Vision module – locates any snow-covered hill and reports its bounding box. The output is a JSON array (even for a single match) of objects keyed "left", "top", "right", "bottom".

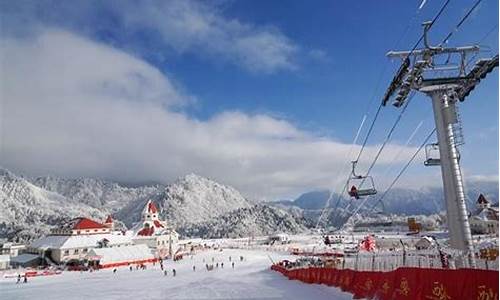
[
  {"left": 0, "top": 169, "right": 105, "bottom": 241},
  {"left": 32, "top": 176, "right": 159, "bottom": 212},
  {"left": 178, "top": 204, "right": 309, "bottom": 238},
  {"left": 116, "top": 174, "right": 253, "bottom": 228}
]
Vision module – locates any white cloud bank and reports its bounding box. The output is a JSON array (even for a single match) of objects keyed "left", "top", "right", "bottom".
[{"left": 0, "top": 29, "right": 417, "bottom": 200}]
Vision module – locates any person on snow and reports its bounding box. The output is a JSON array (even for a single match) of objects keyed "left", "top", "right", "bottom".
[
  {"left": 129, "top": 266, "right": 133, "bottom": 272},
  {"left": 23, "top": 275, "right": 28, "bottom": 283},
  {"left": 229, "top": 256, "right": 231, "bottom": 262},
  {"left": 16, "top": 274, "right": 21, "bottom": 284},
  {"left": 164, "top": 270, "right": 168, "bottom": 276},
  {"left": 192, "top": 265, "right": 196, "bottom": 272},
  {"left": 172, "top": 269, "right": 176, "bottom": 277},
  {"left": 113, "top": 268, "right": 117, "bottom": 274},
  {"left": 221, "top": 262, "right": 224, "bottom": 268},
  {"left": 216, "top": 262, "right": 218, "bottom": 268},
  {"left": 232, "top": 262, "right": 235, "bottom": 269}
]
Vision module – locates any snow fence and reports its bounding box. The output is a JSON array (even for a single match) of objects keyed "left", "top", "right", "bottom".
[{"left": 271, "top": 263, "right": 498, "bottom": 300}]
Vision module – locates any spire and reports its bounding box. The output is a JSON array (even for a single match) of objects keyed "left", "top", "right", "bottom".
[{"left": 105, "top": 215, "right": 113, "bottom": 224}]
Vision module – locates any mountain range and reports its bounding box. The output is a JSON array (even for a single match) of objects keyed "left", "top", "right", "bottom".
[{"left": 1, "top": 167, "right": 497, "bottom": 242}]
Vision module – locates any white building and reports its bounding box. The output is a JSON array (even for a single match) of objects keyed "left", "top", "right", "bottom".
[
  {"left": 469, "top": 194, "right": 499, "bottom": 235},
  {"left": 0, "top": 242, "right": 26, "bottom": 257},
  {"left": 132, "top": 200, "right": 179, "bottom": 258},
  {"left": 0, "top": 254, "right": 10, "bottom": 270},
  {"left": 29, "top": 216, "right": 133, "bottom": 264}
]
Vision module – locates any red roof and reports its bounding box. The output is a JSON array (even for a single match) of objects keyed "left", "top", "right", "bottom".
[
  {"left": 148, "top": 202, "right": 158, "bottom": 214},
  {"left": 137, "top": 226, "right": 155, "bottom": 236},
  {"left": 71, "top": 218, "right": 107, "bottom": 230},
  {"left": 104, "top": 215, "right": 113, "bottom": 224},
  {"left": 153, "top": 220, "right": 164, "bottom": 228}
]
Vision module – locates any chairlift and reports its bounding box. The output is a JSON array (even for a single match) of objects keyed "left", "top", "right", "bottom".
[
  {"left": 347, "top": 161, "right": 378, "bottom": 199},
  {"left": 424, "top": 143, "right": 440, "bottom": 166}
]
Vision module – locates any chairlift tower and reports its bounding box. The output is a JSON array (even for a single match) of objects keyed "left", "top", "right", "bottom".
[{"left": 382, "top": 22, "right": 498, "bottom": 267}]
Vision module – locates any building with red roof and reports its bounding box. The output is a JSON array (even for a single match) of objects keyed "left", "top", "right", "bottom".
[
  {"left": 50, "top": 217, "right": 112, "bottom": 236},
  {"left": 133, "top": 200, "right": 179, "bottom": 258}
]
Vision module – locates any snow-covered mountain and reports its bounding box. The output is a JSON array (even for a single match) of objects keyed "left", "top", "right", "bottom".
[
  {"left": 32, "top": 176, "right": 159, "bottom": 212},
  {"left": 116, "top": 174, "right": 253, "bottom": 228},
  {"left": 2, "top": 169, "right": 288, "bottom": 241},
  {"left": 0, "top": 169, "right": 106, "bottom": 241},
  {"left": 178, "top": 204, "right": 309, "bottom": 238}
]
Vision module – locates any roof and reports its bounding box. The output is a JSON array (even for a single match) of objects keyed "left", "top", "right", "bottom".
[
  {"left": 471, "top": 208, "right": 499, "bottom": 221},
  {"left": 87, "top": 244, "right": 153, "bottom": 264},
  {"left": 477, "top": 194, "right": 489, "bottom": 204},
  {"left": 10, "top": 253, "right": 39, "bottom": 264},
  {"left": 137, "top": 226, "right": 155, "bottom": 236},
  {"left": 104, "top": 215, "right": 113, "bottom": 224},
  {"left": 61, "top": 218, "right": 107, "bottom": 230},
  {"left": 142, "top": 200, "right": 158, "bottom": 215},
  {"left": 30, "top": 233, "right": 132, "bottom": 250}
]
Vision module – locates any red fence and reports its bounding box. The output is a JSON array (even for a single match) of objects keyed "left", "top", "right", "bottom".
[{"left": 271, "top": 264, "right": 499, "bottom": 300}]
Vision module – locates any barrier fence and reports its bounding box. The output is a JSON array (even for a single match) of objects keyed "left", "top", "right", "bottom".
[{"left": 271, "top": 263, "right": 499, "bottom": 300}]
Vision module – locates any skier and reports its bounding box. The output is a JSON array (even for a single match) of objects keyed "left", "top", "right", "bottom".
[
  {"left": 23, "top": 275, "right": 28, "bottom": 283},
  {"left": 229, "top": 256, "right": 231, "bottom": 262},
  {"left": 129, "top": 266, "right": 133, "bottom": 272},
  {"left": 221, "top": 262, "right": 224, "bottom": 268},
  {"left": 232, "top": 262, "right": 235, "bottom": 269},
  {"left": 240, "top": 256, "right": 244, "bottom": 262},
  {"left": 172, "top": 269, "right": 176, "bottom": 277},
  {"left": 164, "top": 270, "right": 168, "bottom": 276},
  {"left": 16, "top": 274, "right": 21, "bottom": 284},
  {"left": 192, "top": 265, "right": 196, "bottom": 272},
  {"left": 113, "top": 268, "right": 117, "bottom": 274},
  {"left": 216, "top": 262, "right": 218, "bottom": 268}
]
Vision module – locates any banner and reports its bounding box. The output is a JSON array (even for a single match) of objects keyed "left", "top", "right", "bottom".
[{"left": 271, "top": 264, "right": 499, "bottom": 300}]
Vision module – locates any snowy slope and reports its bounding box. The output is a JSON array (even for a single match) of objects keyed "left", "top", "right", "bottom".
[
  {"left": 0, "top": 248, "right": 353, "bottom": 300},
  {"left": 178, "top": 204, "right": 309, "bottom": 238},
  {"left": 0, "top": 169, "right": 105, "bottom": 242}
]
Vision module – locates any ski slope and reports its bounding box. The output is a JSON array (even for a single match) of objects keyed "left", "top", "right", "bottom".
[{"left": 0, "top": 248, "right": 354, "bottom": 300}]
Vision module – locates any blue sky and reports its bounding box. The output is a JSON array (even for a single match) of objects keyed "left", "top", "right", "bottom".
[{"left": 1, "top": 0, "right": 498, "bottom": 200}]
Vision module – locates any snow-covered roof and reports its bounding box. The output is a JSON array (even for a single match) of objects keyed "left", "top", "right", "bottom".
[
  {"left": 87, "top": 244, "right": 153, "bottom": 264},
  {"left": 30, "top": 233, "right": 132, "bottom": 250},
  {"left": 471, "top": 208, "right": 498, "bottom": 221}
]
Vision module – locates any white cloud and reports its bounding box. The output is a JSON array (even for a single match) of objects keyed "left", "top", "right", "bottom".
[
  {"left": 0, "top": 29, "right": 418, "bottom": 200},
  {"left": 115, "top": 0, "right": 298, "bottom": 73}
]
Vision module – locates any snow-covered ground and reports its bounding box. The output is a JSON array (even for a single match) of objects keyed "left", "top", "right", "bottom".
[{"left": 0, "top": 248, "right": 354, "bottom": 300}]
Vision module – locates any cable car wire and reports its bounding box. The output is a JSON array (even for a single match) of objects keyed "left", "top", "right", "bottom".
[
  {"left": 440, "top": 0, "right": 484, "bottom": 46},
  {"left": 366, "top": 127, "right": 437, "bottom": 215}
]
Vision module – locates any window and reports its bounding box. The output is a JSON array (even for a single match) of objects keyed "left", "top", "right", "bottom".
[
  {"left": 83, "top": 248, "right": 88, "bottom": 253},
  {"left": 77, "top": 231, "right": 81, "bottom": 235},
  {"left": 94, "top": 229, "right": 98, "bottom": 232},
  {"left": 86, "top": 230, "right": 90, "bottom": 233},
  {"left": 74, "top": 249, "right": 79, "bottom": 254},
  {"left": 64, "top": 250, "right": 69, "bottom": 256}
]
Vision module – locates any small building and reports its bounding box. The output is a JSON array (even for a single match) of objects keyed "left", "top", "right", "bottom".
[
  {"left": 268, "top": 233, "right": 290, "bottom": 244},
  {"left": 415, "top": 236, "right": 435, "bottom": 250},
  {"left": 132, "top": 200, "right": 179, "bottom": 258},
  {"left": 0, "top": 242, "right": 26, "bottom": 257},
  {"left": 469, "top": 194, "right": 499, "bottom": 235},
  {"left": 0, "top": 254, "right": 10, "bottom": 270}
]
